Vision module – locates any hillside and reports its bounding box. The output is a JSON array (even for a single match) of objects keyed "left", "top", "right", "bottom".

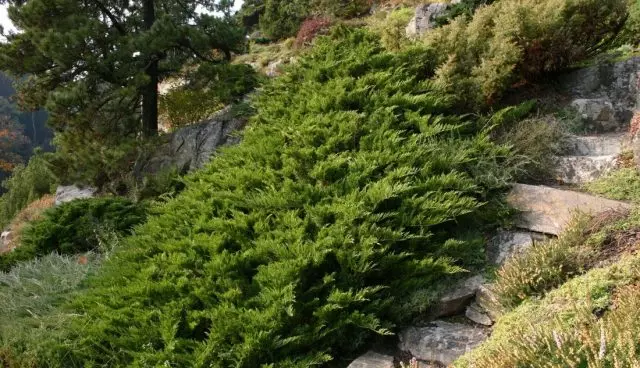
[{"left": 1, "top": 0, "right": 640, "bottom": 367}]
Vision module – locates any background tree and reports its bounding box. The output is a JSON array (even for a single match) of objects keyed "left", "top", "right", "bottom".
[
  {"left": 0, "top": 0, "right": 247, "bottom": 189},
  {"left": 0, "top": 97, "right": 30, "bottom": 173}
]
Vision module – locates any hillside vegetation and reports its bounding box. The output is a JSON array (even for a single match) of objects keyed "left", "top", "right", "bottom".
[{"left": 0, "top": 0, "right": 639, "bottom": 367}]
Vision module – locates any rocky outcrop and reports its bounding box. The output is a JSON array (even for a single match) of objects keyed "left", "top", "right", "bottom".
[
  {"left": 507, "top": 184, "right": 631, "bottom": 235},
  {"left": 559, "top": 56, "right": 640, "bottom": 131},
  {"left": 139, "top": 105, "right": 249, "bottom": 176},
  {"left": 399, "top": 321, "right": 489, "bottom": 366},
  {"left": 0, "top": 231, "right": 12, "bottom": 254},
  {"left": 487, "top": 230, "right": 534, "bottom": 266},
  {"left": 465, "top": 302, "right": 493, "bottom": 326},
  {"left": 405, "top": 3, "right": 449, "bottom": 37},
  {"left": 54, "top": 185, "right": 97, "bottom": 205},
  {"left": 347, "top": 351, "right": 395, "bottom": 368},
  {"left": 432, "top": 275, "right": 485, "bottom": 318}
]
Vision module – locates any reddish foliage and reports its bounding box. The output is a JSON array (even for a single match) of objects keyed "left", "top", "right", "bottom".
[{"left": 295, "top": 17, "right": 333, "bottom": 48}]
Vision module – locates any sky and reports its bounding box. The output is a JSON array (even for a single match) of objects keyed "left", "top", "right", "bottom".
[{"left": 0, "top": 1, "right": 244, "bottom": 36}]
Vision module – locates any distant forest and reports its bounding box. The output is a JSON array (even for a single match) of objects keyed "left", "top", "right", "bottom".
[{"left": 0, "top": 72, "right": 52, "bottom": 184}]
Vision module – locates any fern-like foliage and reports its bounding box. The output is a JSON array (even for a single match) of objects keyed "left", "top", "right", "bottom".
[{"left": 26, "top": 28, "right": 516, "bottom": 367}]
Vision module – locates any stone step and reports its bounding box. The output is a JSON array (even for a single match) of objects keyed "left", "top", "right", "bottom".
[
  {"left": 399, "top": 321, "right": 489, "bottom": 366},
  {"left": 507, "top": 184, "right": 631, "bottom": 235},
  {"left": 563, "top": 134, "right": 625, "bottom": 156},
  {"left": 555, "top": 155, "right": 617, "bottom": 184},
  {"left": 347, "top": 351, "right": 394, "bottom": 368}
]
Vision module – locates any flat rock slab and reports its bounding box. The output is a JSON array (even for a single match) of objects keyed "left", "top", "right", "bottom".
[
  {"left": 432, "top": 275, "right": 485, "bottom": 318},
  {"left": 487, "top": 230, "right": 534, "bottom": 266},
  {"left": 563, "top": 134, "right": 625, "bottom": 156},
  {"left": 347, "top": 351, "right": 394, "bottom": 368},
  {"left": 399, "top": 321, "right": 489, "bottom": 366},
  {"left": 555, "top": 155, "right": 617, "bottom": 184},
  {"left": 507, "top": 184, "right": 631, "bottom": 235}
]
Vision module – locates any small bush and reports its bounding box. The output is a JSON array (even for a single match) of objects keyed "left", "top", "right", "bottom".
[
  {"left": 425, "top": 0, "right": 628, "bottom": 109},
  {"left": 585, "top": 168, "right": 640, "bottom": 202},
  {"left": 0, "top": 154, "right": 57, "bottom": 229},
  {"left": 294, "top": 17, "right": 333, "bottom": 48},
  {"left": 368, "top": 7, "right": 415, "bottom": 51},
  {"left": 316, "top": 0, "right": 373, "bottom": 18},
  {"left": 614, "top": 0, "right": 640, "bottom": 46},
  {"left": 0, "top": 197, "right": 147, "bottom": 271},
  {"left": 260, "top": 0, "right": 311, "bottom": 39}
]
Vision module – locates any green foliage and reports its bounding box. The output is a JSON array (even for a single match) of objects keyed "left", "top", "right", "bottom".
[
  {"left": 493, "top": 208, "right": 637, "bottom": 311},
  {"left": 28, "top": 28, "right": 516, "bottom": 367},
  {"left": 368, "top": 7, "right": 415, "bottom": 51},
  {"left": 0, "top": 252, "right": 102, "bottom": 368},
  {"left": 496, "top": 115, "right": 567, "bottom": 182},
  {"left": 614, "top": 0, "right": 640, "bottom": 46},
  {"left": 434, "top": 0, "right": 495, "bottom": 27},
  {"left": 0, "top": 197, "right": 147, "bottom": 272},
  {"left": 260, "top": 0, "right": 311, "bottom": 39},
  {"left": 316, "top": 0, "right": 372, "bottom": 18},
  {"left": 585, "top": 168, "right": 640, "bottom": 202},
  {"left": 159, "top": 64, "right": 258, "bottom": 128},
  {"left": 425, "top": 0, "right": 629, "bottom": 109},
  {"left": 0, "top": 153, "right": 56, "bottom": 229}
]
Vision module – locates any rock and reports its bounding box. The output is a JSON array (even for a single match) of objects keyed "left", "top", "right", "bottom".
[
  {"left": 398, "top": 321, "right": 489, "bottom": 366},
  {"left": 54, "top": 185, "right": 97, "bottom": 205},
  {"left": 266, "top": 59, "right": 284, "bottom": 77},
  {"left": 570, "top": 98, "right": 620, "bottom": 132},
  {"left": 487, "top": 230, "right": 534, "bottom": 266},
  {"left": 507, "top": 184, "right": 631, "bottom": 235},
  {"left": 347, "top": 351, "right": 395, "bottom": 368},
  {"left": 559, "top": 57, "right": 640, "bottom": 131},
  {"left": 555, "top": 155, "right": 617, "bottom": 184},
  {"left": 563, "top": 134, "right": 625, "bottom": 156},
  {"left": 432, "top": 275, "right": 485, "bottom": 318},
  {"left": 475, "top": 284, "right": 501, "bottom": 321},
  {"left": 139, "top": 104, "right": 249, "bottom": 175},
  {"left": 465, "top": 303, "right": 493, "bottom": 326},
  {"left": 0, "top": 231, "right": 12, "bottom": 254},
  {"left": 405, "top": 3, "right": 449, "bottom": 37}
]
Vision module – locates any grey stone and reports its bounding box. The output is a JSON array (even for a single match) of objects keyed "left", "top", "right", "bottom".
[
  {"left": 570, "top": 98, "right": 620, "bottom": 132},
  {"left": 0, "top": 231, "right": 12, "bottom": 254},
  {"left": 266, "top": 59, "right": 284, "bottom": 77},
  {"left": 475, "top": 284, "right": 501, "bottom": 321},
  {"left": 54, "top": 185, "right": 97, "bottom": 205},
  {"left": 465, "top": 303, "right": 493, "bottom": 326},
  {"left": 554, "top": 155, "right": 617, "bottom": 184},
  {"left": 405, "top": 3, "right": 449, "bottom": 37},
  {"left": 139, "top": 104, "right": 248, "bottom": 176},
  {"left": 563, "top": 134, "right": 625, "bottom": 156},
  {"left": 398, "top": 321, "right": 489, "bottom": 366},
  {"left": 487, "top": 230, "right": 534, "bottom": 266},
  {"left": 347, "top": 351, "right": 395, "bottom": 368},
  {"left": 559, "top": 57, "right": 640, "bottom": 131},
  {"left": 433, "top": 275, "right": 485, "bottom": 318},
  {"left": 507, "top": 184, "right": 631, "bottom": 235}
]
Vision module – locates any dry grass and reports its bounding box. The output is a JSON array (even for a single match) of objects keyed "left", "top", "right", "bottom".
[{"left": 1, "top": 195, "right": 55, "bottom": 253}]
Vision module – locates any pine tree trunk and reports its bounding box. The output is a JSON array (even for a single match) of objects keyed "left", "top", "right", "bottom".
[{"left": 142, "top": 0, "right": 158, "bottom": 137}]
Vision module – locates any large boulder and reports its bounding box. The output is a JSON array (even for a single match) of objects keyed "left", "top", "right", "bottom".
[
  {"left": 398, "top": 321, "right": 489, "bottom": 366},
  {"left": 54, "top": 185, "right": 97, "bottom": 205},
  {"left": 347, "top": 351, "right": 395, "bottom": 368},
  {"left": 559, "top": 57, "right": 640, "bottom": 131},
  {"left": 139, "top": 104, "right": 249, "bottom": 176},
  {"left": 507, "top": 184, "right": 631, "bottom": 235},
  {"left": 432, "top": 275, "right": 485, "bottom": 318},
  {"left": 405, "top": 3, "right": 449, "bottom": 37},
  {"left": 475, "top": 283, "right": 502, "bottom": 321}
]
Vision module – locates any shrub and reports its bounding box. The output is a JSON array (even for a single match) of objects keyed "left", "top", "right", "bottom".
[
  {"left": 260, "top": 0, "right": 311, "bottom": 39},
  {"left": 585, "top": 168, "right": 640, "bottom": 202},
  {"left": 0, "top": 197, "right": 147, "bottom": 271},
  {"left": 0, "top": 153, "right": 57, "bottom": 229},
  {"left": 455, "top": 253, "right": 640, "bottom": 368},
  {"left": 316, "top": 0, "right": 373, "bottom": 18},
  {"left": 613, "top": 0, "right": 640, "bottom": 46},
  {"left": 368, "top": 7, "right": 415, "bottom": 51},
  {"left": 0, "top": 252, "right": 102, "bottom": 367},
  {"left": 159, "top": 64, "right": 258, "bottom": 129},
  {"left": 294, "top": 17, "right": 333, "bottom": 48},
  {"left": 34, "top": 28, "right": 516, "bottom": 366},
  {"left": 425, "top": 0, "right": 628, "bottom": 109}
]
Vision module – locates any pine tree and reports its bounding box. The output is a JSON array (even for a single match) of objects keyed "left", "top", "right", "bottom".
[{"left": 0, "top": 0, "right": 245, "bottom": 138}]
